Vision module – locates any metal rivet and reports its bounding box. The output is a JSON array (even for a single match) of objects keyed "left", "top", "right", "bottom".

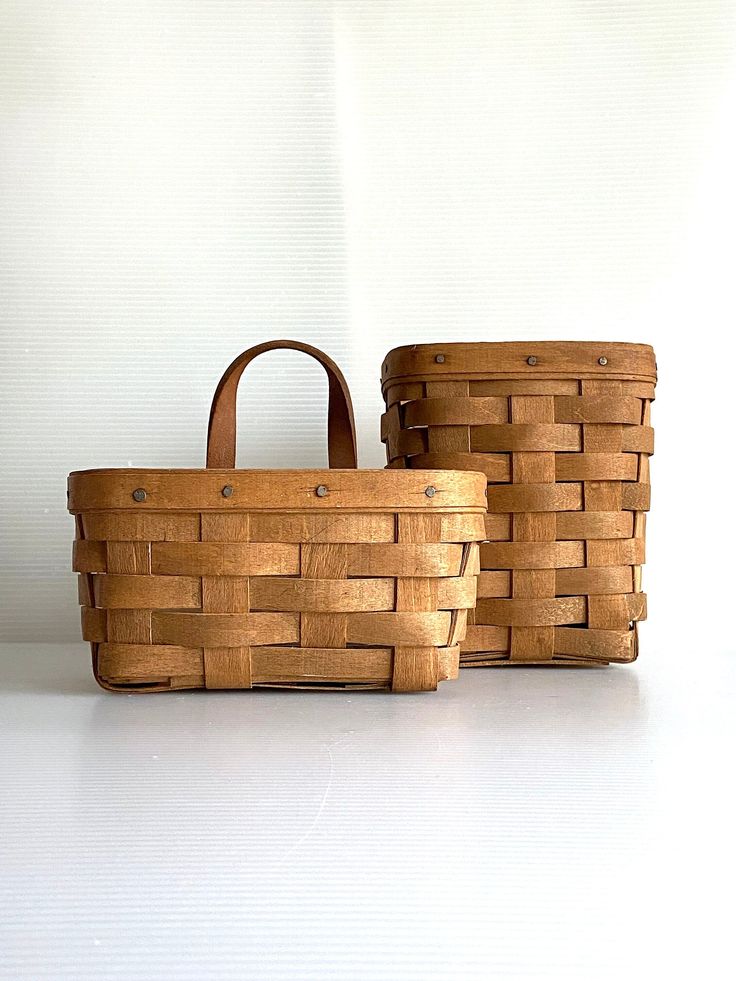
[
  {"left": 132, "top": 488, "right": 146, "bottom": 502},
  {"left": 598, "top": 356, "right": 608, "bottom": 366},
  {"left": 435, "top": 354, "right": 445, "bottom": 364},
  {"left": 425, "top": 485, "right": 436, "bottom": 498},
  {"left": 315, "top": 484, "right": 328, "bottom": 497},
  {"left": 527, "top": 356, "right": 538, "bottom": 366},
  {"left": 221, "top": 485, "right": 233, "bottom": 498}
]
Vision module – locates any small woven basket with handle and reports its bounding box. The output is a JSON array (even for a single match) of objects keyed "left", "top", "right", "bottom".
[
  {"left": 381, "top": 341, "right": 656, "bottom": 666},
  {"left": 68, "top": 340, "right": 486, "bottom": 691}
]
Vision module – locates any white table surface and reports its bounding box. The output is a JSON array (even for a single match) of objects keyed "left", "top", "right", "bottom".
[{"left": 1, "top": 642, "right": 733, "bottom": 981}]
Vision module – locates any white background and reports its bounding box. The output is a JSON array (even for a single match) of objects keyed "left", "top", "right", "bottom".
[
  {"left": 2, "top": 0, "right": 735, "bottom": 643},
  {"left": 2, "top": 5, "right": 736, "bottom": 980}
]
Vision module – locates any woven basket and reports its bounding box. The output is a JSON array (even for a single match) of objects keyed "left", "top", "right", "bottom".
[
  {"left": 68, "top": 340, "right": 486, "bottom": 692},
  {"left": 381, "top": 341, "right": 656, "bottom": 666}
]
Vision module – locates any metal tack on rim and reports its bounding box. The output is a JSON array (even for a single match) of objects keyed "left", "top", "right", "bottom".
[
  {"left": 221, "top": 485, "right": 234, "bottom": 498},
  {"left": 315, "top": 484, "right": 328, "bottom": 497},
  {"left": 132, "top": 488, "right": 146, "bottom": 502},
  {"left": 598, "top": 356, "right": 608, "bottom": 366},
  {"left": 435, "top": 354, "right": 445, "bottom": 364},
  {"left": 425, "top": 485, "right": 437, "bottom": 498},
  {"left": 527, "top": 356, "right": 538, "bottom": 366}
]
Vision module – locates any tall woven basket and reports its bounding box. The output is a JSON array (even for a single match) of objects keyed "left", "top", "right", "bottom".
[
  {"left": 68, "top": 340, "right": 486, "bottom": 692},
  {"left": 381, "top": 341, "right": 656, "bottom": 666}
]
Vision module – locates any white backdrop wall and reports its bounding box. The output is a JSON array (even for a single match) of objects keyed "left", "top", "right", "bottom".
[{"left": 1, "top": 0, "right": 735, "bottom": 646}]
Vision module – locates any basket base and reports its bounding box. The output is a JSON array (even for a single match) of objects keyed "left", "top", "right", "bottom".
[{"left": 90, "top": 642, "right": 461, "bottom": 693}]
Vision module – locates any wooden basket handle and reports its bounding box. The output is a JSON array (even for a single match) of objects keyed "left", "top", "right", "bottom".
[{"left": 206, "top": 339, "right": 358, "bottom": 469}]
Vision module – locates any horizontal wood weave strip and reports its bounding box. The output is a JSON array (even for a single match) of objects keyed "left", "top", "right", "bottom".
[
  {"left": 461, "top": 625, "right": 637, "bottom": 665},
  {"left": 81, "top": 574, "right": 478, "bottom": 618},
  {"left": 469, "top": 423, "right": 583, "bottom": 452},
  {"left": 74, "top": 540, "right": 484, "bottom": 579},
  {"left": 475, "top": 569, "right": 639, "bottom": 598},
  {"left": 480, "top": 541, "right": 585, "bottom": 569},
  {"left": 386, "top": 379, "right": 656, "bottom": 404},
  {"left": 77, "top": 508, "right": 485, "bottom": 545},
  {"left": 383, "top": 426, "right": 654, "bottom": 459}
]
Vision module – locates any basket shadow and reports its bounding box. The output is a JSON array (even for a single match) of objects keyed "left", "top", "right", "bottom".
[{"left": 0, "top": 644, "right": 646, "bottom": 738}]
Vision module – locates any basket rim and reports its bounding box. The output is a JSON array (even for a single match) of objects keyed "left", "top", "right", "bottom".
[
  {"left": 67, "top": 468, "right": 488, "bottom": 513},
  {"left": 381, "top": 340, "right": 657, "bottom": 388}
]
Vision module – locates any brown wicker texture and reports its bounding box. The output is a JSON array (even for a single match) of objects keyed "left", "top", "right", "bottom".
[
  {"left": 381, "top": 341, "right": 656, "bottom": 666},
  {"left": 69, "top": 341, "right": 486, "bottom": 692}
]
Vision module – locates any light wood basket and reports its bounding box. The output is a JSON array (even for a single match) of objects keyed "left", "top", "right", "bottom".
[
  {"left": 68, "top": 341, "right": 487, "bottom": 692},
  {"left": 381, "top": 341, "right": 656, "bottom": 666}
]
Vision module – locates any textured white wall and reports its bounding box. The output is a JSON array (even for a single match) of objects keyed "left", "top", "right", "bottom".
[{"left": 1, "top": 0, "right": 735, "bottom": 642}]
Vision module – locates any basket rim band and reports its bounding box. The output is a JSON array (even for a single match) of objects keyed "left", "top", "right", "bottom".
[
  {"left": 67, "top": 468, "right": 488, "bottom": 512},
  {"left": 381, "top": 341, "right": 657, "bottom": 390}
]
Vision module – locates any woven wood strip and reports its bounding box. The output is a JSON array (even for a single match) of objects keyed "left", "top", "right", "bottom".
[
  {"left": 555, "top": 566, "right": 633, "bottom": 595},
  {"left": 480, "top": 541, "right": 585, "bottom": 569},
  {"left": 73, "top": 540, "right": 107, "bottom": 573},
  {"left": 82, "top": 512, "right": 201, "bottom": 542},
  {"left": 250, "top": 577, "right": 396, "bottom": 612},
  {"left": 555, "top": 452, "right": 639, "bottom": 481},
  {"left": 247, "top": 512, "right": 397, "bottom": 543},
  {"left": 477, "top": 571, "right": 511, "bottom": 597},
  {"left": 555, "top": 511, "right": 633, "bottom": 539},
  {"left": 487, "top": 483, "right": 583, "bottom": 513},
  {"left": 94, "top": 575, "right": 202, "bottom": 609},
  {"left": 346, "top": 543, "right": 466, "bottom": 577},
  {"left": 404, "top": 397, "right": 508, "bottom": 427},
  {"left": 553, "top": 395, "right": 643, "bottom": 424},
  {"left": 470, "top": 423, "right": 582, "bottom": 452},
  {"left": 396, "top": 451, "right": 512, "bottom": 482},
  {"left": 381, "top": 341, "right": 655, "bottom": 666},
  {"left": 151, "top": 542, "right": 301, "bottom": 576}
]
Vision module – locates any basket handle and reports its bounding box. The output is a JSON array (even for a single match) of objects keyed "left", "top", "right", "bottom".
[{"left": 206, "top": 339, "right": 358, "bottom": 469}]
